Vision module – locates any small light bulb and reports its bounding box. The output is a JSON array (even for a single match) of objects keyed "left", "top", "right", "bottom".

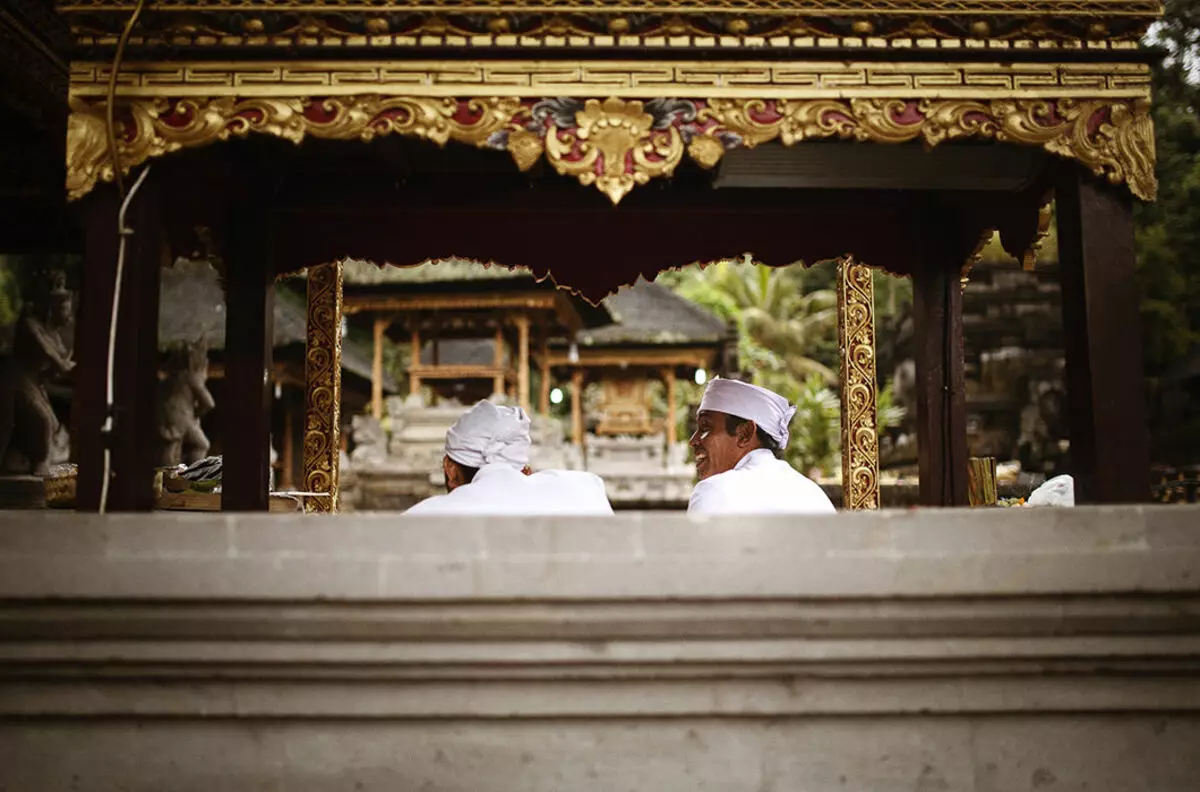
[
  {"left": 694, "top": 368, "right": 707, "bottom": 385},
  {"left": 550, "top": 387, "right": 564, "bottom": 405}
]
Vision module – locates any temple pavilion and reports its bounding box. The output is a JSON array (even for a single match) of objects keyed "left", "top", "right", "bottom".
[{"left": 0, "top": 0, "right": 1162, "bottom": 511}]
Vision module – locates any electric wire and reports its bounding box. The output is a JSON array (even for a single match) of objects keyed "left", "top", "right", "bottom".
[
  {"left": 98, "top": 165, "right": 151, "bottom": 514},
  {"left": 98, "top": 0, "right": 150, "bottom": 512}
]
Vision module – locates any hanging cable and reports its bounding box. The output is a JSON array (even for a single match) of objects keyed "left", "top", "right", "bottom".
[
  {"left": 105, "top": 0, "right": 148, "bottom": 199},
  {"left": 99, "top": 165, "right": 151, "bottom": 514},
  {"left": 97, "top": 0, "right": 149, "bottom": 512}
]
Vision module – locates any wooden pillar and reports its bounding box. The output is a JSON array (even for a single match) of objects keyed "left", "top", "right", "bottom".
[
  {"left": 371, "top": 316, "right": 387, "bottom": 420},
  {"left": 571, "top": 368, "right": 584, "bottom": 446},
  {"left": 837, "top": 260, "right": 880, "bottom": 510},
  {"left": 74, "top": 189, "right": 118, "bottom": 511},
  {"left": 1056, "top": 169, "right": 1151, "bottom": 502},
  {"left": 493, "top": 323, "right": 505, "bottom": 398},
  {"left": 303, "top": 261, "right": 343, "bottom": 513},
  {"left": 221, "top": 210, "right": 274, "bottom": 512},
  {"left": 515, "top": 314, "right": 531, "bottom": 412},
  {"left": 409, "top": 326, "right": 422, "bottom": 397},
  {"left": 538, "top": 336, "right": 551, "bottom": 416},
  {"left": 74, "top": 180, "right": 162, "bottom": 512},
  {"left": 662, "top": 367, "right": 678, "bottom": 445},
  {"left": 912, "top": 249, "right": 969, "bottom": 507}
]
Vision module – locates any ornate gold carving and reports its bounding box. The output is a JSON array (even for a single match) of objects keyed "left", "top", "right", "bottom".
[
  {"left": 1022, "top": 200, "right": 1055, "bottom": 270},
  {"left": 55, "top": 0, "right": 1163, "bottom": 14},
  {"left": 69, "top": 60, "right": 1154, "bottom": 100},
  {"left": 544, "top": 98, "right": 684, "bottom": 203},
  {"left": 837, "top": 258, "right": 880, "bottom": 511},
  {"left": 699, "top": 96, "right": 1157, "bottom": 200},
  {"left": 960, "top": 228, "right": 995, "bottom": 291},
  {"left": 66, "top": 94, "right": 529, "bottom": 200},
  {"left": 67, "top": 94, "right": 1158, "bottom": 203},
  {"left": 303, "top": 260, "right": 343, "bottom": 514},
  {"left": 59, "top": 0, "right": 1162, "bottom": 49}
]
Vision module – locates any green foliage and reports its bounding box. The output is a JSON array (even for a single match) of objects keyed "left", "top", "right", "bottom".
[
  {"left": 1136, "top": 8, "right": 1200, "bottom": 460},
  {"left": 660, "top": 260, "right": 908, "bottom": 477},
  {"left": 0, "top": 259, "right": 20, "bottom": 328},
  {"left": 787, "top": 375, "right": 841, "bottom": 476},
  {"left": 1137, "top": 11, "right": 1200, "bottom": 377},
  {"left": 664, "top": 259, "right": 839, "bottom": 384}
]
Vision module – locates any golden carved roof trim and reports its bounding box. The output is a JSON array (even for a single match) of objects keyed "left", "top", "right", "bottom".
[
  {"left": 67, "top": 90, "right": 1158, "bottom": 204},
  {"left": 58, "top": 0, "right": 1164, "bottom": 48},
  {"left": 68, "top": 60, "right": 1154, "bottom": 101}
]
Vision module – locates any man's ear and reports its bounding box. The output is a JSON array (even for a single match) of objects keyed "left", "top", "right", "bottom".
[
  {"left": 736, "top": 420, "right": 758, "bottom": 448},
  {"left": 443, "top": 456, "right": 462, "bottom": 491}
]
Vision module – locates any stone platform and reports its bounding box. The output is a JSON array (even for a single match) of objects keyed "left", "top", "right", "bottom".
[{"left": 0, "top": 506, "right": 1197, "bottom": 790}]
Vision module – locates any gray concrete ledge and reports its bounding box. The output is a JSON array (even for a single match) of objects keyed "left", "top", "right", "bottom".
[
  {"left": 2, "top": 507, "right": 1199, "bottom": 789},
  {"left": 0, "top": 506, "right": 1197, "bottom": 600}
]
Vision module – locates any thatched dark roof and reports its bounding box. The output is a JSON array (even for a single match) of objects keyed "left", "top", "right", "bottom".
[
  {"left": 158, "top": 260, "right": 396, "bottom": 391},
  {"left": 576, "top": 279, "right": 729, "bottom": 347},
  {"left": 342, "top": 258, "right": 531, "bottom": 285}
]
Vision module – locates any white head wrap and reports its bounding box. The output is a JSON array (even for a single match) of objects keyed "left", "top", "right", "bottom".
[
  {"left": 444, "top": 401, "right": 531, "bottom": 469},
  {"left": 698, "top": 378, "right": 797, "bottom": 449}
]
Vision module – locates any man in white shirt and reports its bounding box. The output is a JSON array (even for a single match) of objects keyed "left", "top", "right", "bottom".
[
  {"left": 404, "top": 400, "right": 614, "bottom": 516},
  {"left": 687, "top": 378, "right": 836, "bottom": 515}
]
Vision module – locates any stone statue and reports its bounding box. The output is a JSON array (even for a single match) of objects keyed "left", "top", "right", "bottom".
[
  {"left": 157, "top": 340, "right": 215, "bottom": 467},
  {"left": 0, "top": 272, "right": 75, "bottom": 477}
]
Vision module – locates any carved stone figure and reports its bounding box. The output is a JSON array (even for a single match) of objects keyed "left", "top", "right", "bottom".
[
  {"left": 157, "top": 341, "right": 215, "bottom": 467},
  {"left": 0, "top": 273, "right": 74, "bottom": 477}
]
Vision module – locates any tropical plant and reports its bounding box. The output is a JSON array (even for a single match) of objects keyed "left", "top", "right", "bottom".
[
  {"left": 664, "top": 259, "right": 839, "bottom": 384},
  {"left": 787, "top": 375, "right": 841, "bottom": 477},
  {"left": 660, "top": 259, "right": 908, "bottom": 476},
  {"left": 1137, "top": 8, "right": 1200, "bottom": 460}
]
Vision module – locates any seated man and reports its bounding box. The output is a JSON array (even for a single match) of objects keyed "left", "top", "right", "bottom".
[
  {"left": 688, "top": 378, "right": 836, "bottom": 515},
  {"left": 404, "top": 400, "right": 614, "bottom": 516}
]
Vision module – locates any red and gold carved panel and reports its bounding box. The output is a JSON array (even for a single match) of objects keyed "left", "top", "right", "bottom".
[{"left": 68, "top": 92, "right": 1155, "bottom": 203}]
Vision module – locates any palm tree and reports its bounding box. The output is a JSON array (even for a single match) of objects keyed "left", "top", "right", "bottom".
[{"left": 667, "top": 259, "right": 838, "bottom": 385}]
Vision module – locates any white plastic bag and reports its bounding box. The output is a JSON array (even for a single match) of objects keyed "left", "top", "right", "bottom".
[{"left": 1026, "top": 474, "right": 1075, "bottom": 507}]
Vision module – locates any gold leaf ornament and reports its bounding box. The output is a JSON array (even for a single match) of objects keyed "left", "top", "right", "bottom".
[
  {"left": 506, "top": 128, "right": 545, "bottom": 172},
  {"left": 544, "top": 98, "right": 684, "bottom": 204}
]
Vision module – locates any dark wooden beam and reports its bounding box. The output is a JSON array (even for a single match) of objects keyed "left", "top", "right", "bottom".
[
  {"left": 1056, "top": 168, "right": 1150, "bottom": 503},
  {"left": 911, "top": 238, "right": 970, "bottom": 508},
  {"left": 74, "top": 178, "right": 162, "bottom": 511},
  {"left": 73, "top": 189, "right": 119, "bottom": 511},
  {"left": 220, "top": 210, "right": 274, "bottom": 511}
]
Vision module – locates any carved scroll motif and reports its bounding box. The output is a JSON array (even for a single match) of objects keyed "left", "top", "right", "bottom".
[
  {"left": 837, "top": 259, "right": 880, "bottom": 511},
  {"left": 303, "top": 260, "right": 343, "bottom": 514},
  {"left": 67, "top": 94, "right": 1157, "bottom": 204}
]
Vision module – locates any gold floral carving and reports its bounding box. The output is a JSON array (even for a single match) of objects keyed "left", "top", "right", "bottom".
[
  {"left": 303, "top": 260, "right": 344, "bottom": 514},
  {"left": 66, "top": 95, "right": 527, "bottom": 200},
  {"left": 67, "top": 95, "right": 1157, "bottom": 203},
  {"left": 544, "top": 98, "right": 684, "bottom": 204},
  {"left": 837, "top": 258, "right": 880, "bottom": 511}
]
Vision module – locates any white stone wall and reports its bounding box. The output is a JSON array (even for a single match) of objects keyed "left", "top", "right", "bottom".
[{"left": 0, "top": 507, "right": 1197, "bottom": 790}]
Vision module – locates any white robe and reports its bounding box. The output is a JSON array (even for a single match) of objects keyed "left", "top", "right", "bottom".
[
  {"left": 688, "top": 449, "right": 836, "bottom": 515},
  {"left": 404, "top": 464, "right": 614, "bottom": 516}
]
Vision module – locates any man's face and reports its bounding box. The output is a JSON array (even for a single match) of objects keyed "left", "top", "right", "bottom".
[{"left": 689, "top": 410, "right": 752, "bottom": 481}]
